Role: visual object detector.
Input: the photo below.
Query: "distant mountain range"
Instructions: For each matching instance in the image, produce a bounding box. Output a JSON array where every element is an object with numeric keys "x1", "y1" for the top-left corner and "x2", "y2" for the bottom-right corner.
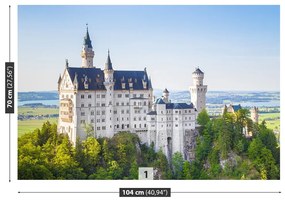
[{"x1": 18, "y1": 90, "x2": 280, "y2": 107}]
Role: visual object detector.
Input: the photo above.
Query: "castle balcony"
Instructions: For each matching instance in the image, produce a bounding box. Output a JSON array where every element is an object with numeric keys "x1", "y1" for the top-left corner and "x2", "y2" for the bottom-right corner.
[{"x1": 60, "y1": 99, "x2": 73, "y2": 122}]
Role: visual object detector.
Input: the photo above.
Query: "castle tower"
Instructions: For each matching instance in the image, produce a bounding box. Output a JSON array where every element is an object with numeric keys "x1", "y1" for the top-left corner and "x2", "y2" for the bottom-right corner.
[
  {"x1": 103, "y1": 50, "x2": 115, "y2": 137},
  {"x1": 81, "y1": 25, "x2": 94, "y2": 68},
  {"x1": 251, "y1": 107, "x2": 259, "y2": 123},
  {"x1": 189, "y1": 67, "x2": 207, "y2": 114},
  {"x1": 162, "y1": 88, "x2": 170, "y2": 103}
]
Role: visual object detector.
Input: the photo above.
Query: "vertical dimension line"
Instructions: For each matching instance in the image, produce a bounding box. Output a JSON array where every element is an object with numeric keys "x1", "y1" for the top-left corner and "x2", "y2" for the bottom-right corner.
[
  {"x1": 9, "y1": 5, "x2": 11, "y2": 62},
  {"x1": 8, "y1": 5, "x2": 11, "y2": 182},
  {"x1": 9, "y1": 114, "x2": 11, "y2": 182}
]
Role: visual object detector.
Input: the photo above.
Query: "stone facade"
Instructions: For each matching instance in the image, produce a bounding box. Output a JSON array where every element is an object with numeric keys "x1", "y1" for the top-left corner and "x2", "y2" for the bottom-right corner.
[{"x1": 58, "y1": 28, "x2": 207, "y2": 161}]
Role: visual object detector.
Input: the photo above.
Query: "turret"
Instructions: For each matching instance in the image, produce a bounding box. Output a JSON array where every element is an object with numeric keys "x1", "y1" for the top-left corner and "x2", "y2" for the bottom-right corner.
[
  {"x1": 189, "y1": 67, "x2": 207, "y2": 114},
  {"x1": 81, "y1": 25, "x2": 94, "y2": 68},
  {"x1": 162, "y1": 88, "x2": 170, "y2": 103},
  {"x1": 192, "y1": 67, "x2": 204, "y2": 86},
  {"x1": 251, "y1": 107, "x2": 259, "y2": 123},
  {"x1": 104, "y1": 50, "x2": 114, "y2": 82},
  {"x1": 103, "y1": 50, "x2": 115, "y2": 138}
]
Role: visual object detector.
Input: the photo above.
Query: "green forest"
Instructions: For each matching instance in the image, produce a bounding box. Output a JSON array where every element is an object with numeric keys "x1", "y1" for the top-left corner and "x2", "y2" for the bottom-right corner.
[{"x1": 18, "y1": 109, "x2": 279, "y2": 180}]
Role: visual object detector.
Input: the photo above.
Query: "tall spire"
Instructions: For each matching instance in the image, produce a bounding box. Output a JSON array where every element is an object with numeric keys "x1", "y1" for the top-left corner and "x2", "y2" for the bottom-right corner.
[
  {"x1": 105, "y1": 49, "x2": 113, "y2": 70},
  {"x1": 81, "y1": 24, "x2": 94, "y2": 68},
  {"x1": 83, "y1": 23, "x2": 93, "y2": 48}
]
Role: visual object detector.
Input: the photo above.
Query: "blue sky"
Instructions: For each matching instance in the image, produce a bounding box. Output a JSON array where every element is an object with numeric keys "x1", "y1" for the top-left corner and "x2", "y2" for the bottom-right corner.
[{"x1": 18, "y1": 5, "x2": 280, "y2": 92}]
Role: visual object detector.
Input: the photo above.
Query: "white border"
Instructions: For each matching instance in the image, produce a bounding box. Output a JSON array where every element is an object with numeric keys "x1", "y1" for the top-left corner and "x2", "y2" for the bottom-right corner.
[{"x1": 0, "y1": 0, "x2": 284, "y2": 201}]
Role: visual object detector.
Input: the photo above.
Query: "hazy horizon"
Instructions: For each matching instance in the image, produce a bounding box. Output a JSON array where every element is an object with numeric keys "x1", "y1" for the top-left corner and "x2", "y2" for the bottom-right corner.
[{"x1": 18, "y1": 89, "x2": 281, "y2": 93}]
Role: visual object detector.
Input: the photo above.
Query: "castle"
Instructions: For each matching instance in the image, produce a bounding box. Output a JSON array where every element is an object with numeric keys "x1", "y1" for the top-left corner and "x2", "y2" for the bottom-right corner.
[{"x1": 57, "y1": 27, "x2": 207, "y2": 160}]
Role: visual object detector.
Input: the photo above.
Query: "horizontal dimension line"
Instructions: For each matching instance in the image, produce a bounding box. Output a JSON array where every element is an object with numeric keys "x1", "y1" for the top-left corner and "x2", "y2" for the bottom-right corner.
[
  {"x1": 18, "y1": 191, "x2": 118, "y2": 194},
  {"x1": 19, "y1": 191, "x2": 281, "y2": 194},
  {"x1": 172, "y1": 191, "x2": 281, "y2": 194}
]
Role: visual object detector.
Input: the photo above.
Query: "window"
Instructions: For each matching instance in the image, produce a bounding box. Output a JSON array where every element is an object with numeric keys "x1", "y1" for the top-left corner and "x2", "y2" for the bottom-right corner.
[
  {"x1": 125, "y1": 94, "x2": 129, "y2": 98},
  {"x1": 102, "y1": 111, "x2": 105, "y2": 115},
  {"x1": 81, "y1": 103, "x2": 84, "y2": 107},
  {"x1": 81, "y1": 112, "x2": 85, "y2": 116},
  {"x1": 96, "y1": 103, "x2": 100, "y2": 107},
  {"x1": 102, "y1": 119, "x2": 105, "y2": 122},
  {"x1": 66, "y1": 95, "x2": 69, "y2": 98},
  {"x1": 91, "y1": 111, "x2": 94, "y2": 115},
  {"x1": 134, "y1": 124, "x2": 136, "y2": 128},
  {"x1": 134, "y1": 117, "x2": 137, "y2": 121},
  {"x1": 96, "y1": 111, "x2": 100, "y2": 115},
  {"x1": 122, "y1": 117, "x2": 124, "y2": 121},
  {"x1": 134, "y1": 102, "x2": 136, "y2": 106},
  {"x1": 144, "y1": 124, "x2": 146, "y2": 128},
  {"x1": 161, "y1": 118, "x2": 163, "y2": 121},
  {"x1": 144, "y1": 101, "x2": 146, "y2": 106},
  {"x1": 151, "y1": 118, "x2": 155, "y2": 121},
  {"x1": 101, "y1": 103, "x2": 105, "y2": 107},
  {"x1": 126, "y1": 110, "x2": 129, "y2": 114},
  {"x1": 97, "y1": 119, "x2": 100, "y2": 123},
  {"x1": 139, "y1": 117, "x2": 141, "y2": 121},
  {"x1": 118, "y1": 94, "x2": 122, "y2": 98},
  {"x1": 102, "y1": 126, "x2": 106, "y2": 130},
  {"x1": 175, "y1": 118, "x2": 178, "y2": 121},
  {"x1": 144, "y1": 117, "x2": 146, "y2": 120},
  {"x1": 88, "y1": 103, "x2": 91, "y2": 107},
  {"x1": 80, "y1": 120, "x2": 85, "y2": 124},
  {"x1": 133, "y1": 94, "x2": 137, "y2": 98},
  {"x1": 117, "y1": 124, "x2": 119, "y2": 129},
  {"x1": 185, "y1": 110, "x2": 187, "y2": 113},
  {"x1": 126, "y1": 102, "x2": 129, "y2": 106},
  {"x1": 116, "y1": 102, "x2": 119, "y2": 106},
  {"x1": 91, "y1": 119, "x2": 94, "y2": 123},
  {"x1": 121, "y1": 102, "x2": 124, "y2": 106},
  {"x1": 114, "y1": 110, "x2": 117, "y2": 114},
  {"x1": 88, "y1": 94, "x2": 92, "y2": 99},
  {"x1": 121, "y1": 110, "x2": 124, "y2": 114},
  {"x1": 127, "y1": 124, "x2": 129, "y2": 128},
  {"x1": 175, "y1": 124, "x2": 178, "y2": 127},
  {"x1": 81, "y1": 95, "x2": 84, "y2": 99},
  {"x1": 97, "y1": 127, "x2": 100, "y2": 130},
  {"x1": 102, "y1": 95, "x2": 106, "y2": 98},
  {"x1": 97, "y1": 94, "x2": 100, "y2": 98},
  {"x1": 175, "y1": 111, "x2": 178, "y2": 114}
]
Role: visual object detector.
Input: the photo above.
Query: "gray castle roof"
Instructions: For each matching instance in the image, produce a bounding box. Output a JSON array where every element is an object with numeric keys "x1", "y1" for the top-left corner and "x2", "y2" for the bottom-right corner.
[
  {"x1": 163, "y1": 88, "x2": 169, "y2": 93},
  {"x1": 105, "y1": 50, "x2": 113, "y2": 70},
  {"x1": 193, "y1": 67, "x2": 204, "y2": 74},
  {"x1": 166, "y1": 103, "x2": 194, "y2": 109},
  {"x1": 231, "y1": 104, "x2": 242, "y2": 112},
  {"x1": 83, "y1": 28, "x2": 93, "y2": 48},
  {"x1": 154, "y1": 98, "x2": 194, "y2": 109},
  {"x1": 66, "y1": 67, "x2": 152, "y2": 91}
]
